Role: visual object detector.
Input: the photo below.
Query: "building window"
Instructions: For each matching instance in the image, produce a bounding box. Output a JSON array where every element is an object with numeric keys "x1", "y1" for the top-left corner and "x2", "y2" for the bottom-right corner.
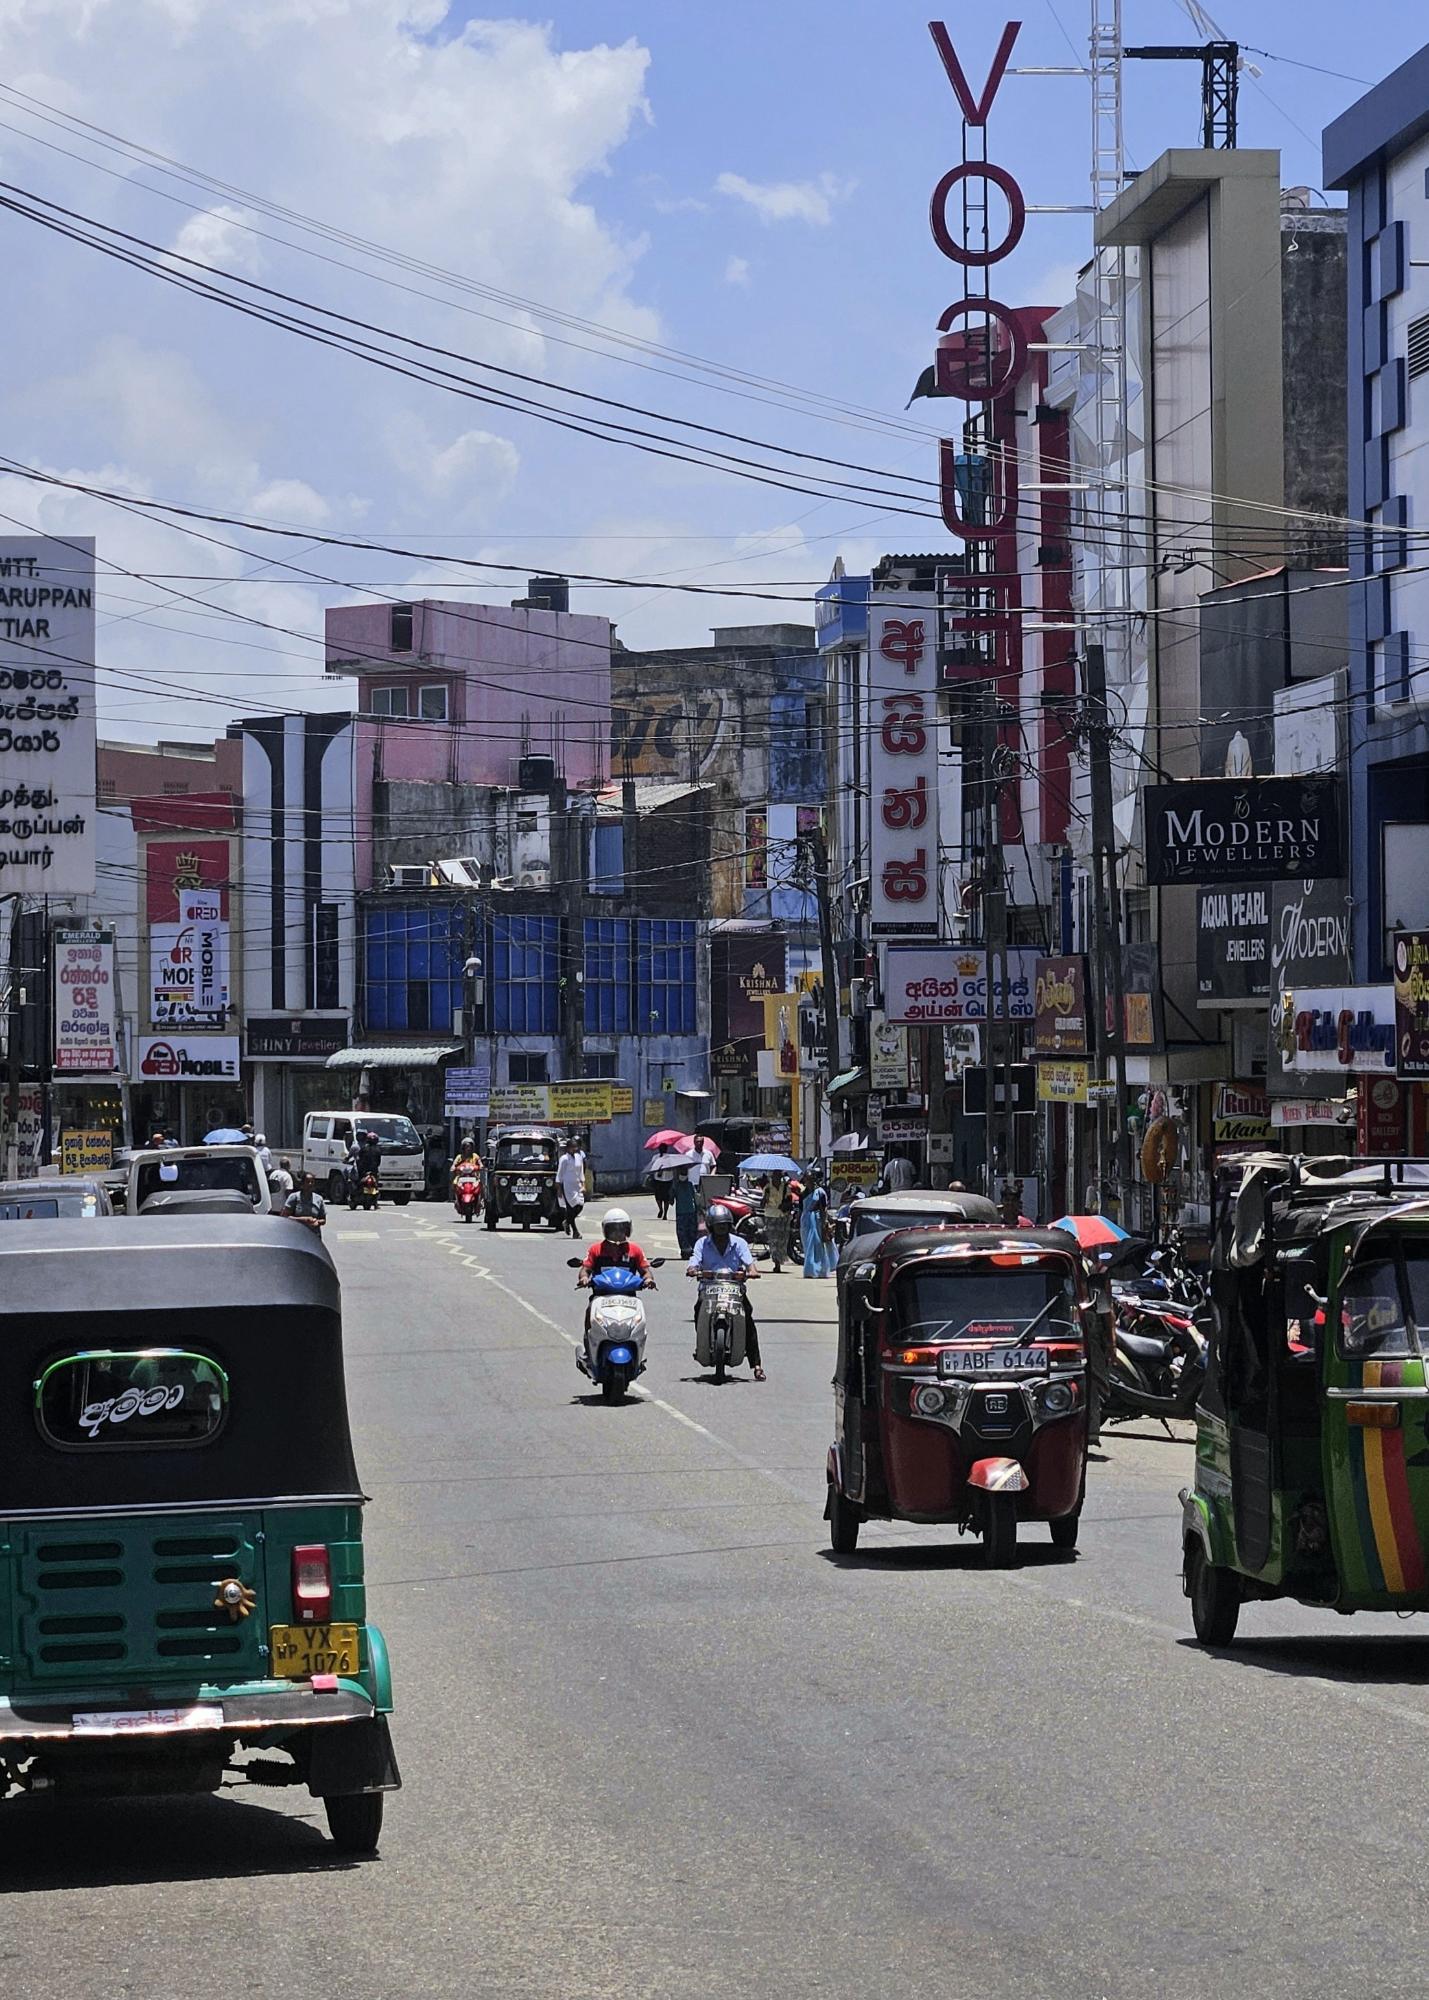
[
  {"x1": 418, "y1": 684, "x2": 448, "y2": 721},
  {"x1": 583, "y1": 1050, "x2": 621, "y2": 1079},
  {"x1": 370, "y1": 686, "x2": 409, "y2": 718},
  {"x1": 311, "y1": 901, "x2": 340, "y2": 1011},
  {"x1": 493, "y1": 914, "x2": 559, "y2": 1035},
  {"x1": 636, "y1": 920, "x2": 696, "y2": 1036},
  {"x1": 507, "y1": 1051, "x2": 549, "y2": 1084},
  {"x1": 584, "y1": 918, "x2": 631, "y2": 1033},
  {"x1": 589, "y1": 821, "x2": 624, "y2": 894},
  {"x1": 363, "y1": 903, "x2": 463, "y2": 1033},
  {"x1": 390, "y1": 604, "x2": 414, "y2": 652}
]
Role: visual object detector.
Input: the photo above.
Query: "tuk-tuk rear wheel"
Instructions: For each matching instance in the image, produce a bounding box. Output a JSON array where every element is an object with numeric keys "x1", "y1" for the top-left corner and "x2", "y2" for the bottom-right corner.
[
  {"x1": 324, "y1": 1791, "x2": 384, "y2": 1854},
  {"x1": 1187, "y1": 1540, "x2": 1240, "y2": 1647},
  {"x1": 828, "y1": 1481, "x2": 860, "y2": 1555},
  {"x1": 1050, "y1": 1510, "x2": 1080, "y2": 1550},
  {"x1": 982, "y1": 1494, "x2": 1017, "y2": 1569}
]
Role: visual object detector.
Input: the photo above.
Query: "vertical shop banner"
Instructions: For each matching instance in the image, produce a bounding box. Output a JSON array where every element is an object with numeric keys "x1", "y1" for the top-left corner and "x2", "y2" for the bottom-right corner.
[
  {"x1": 151, "y1": 890, "x2": 229, "y2": 1026},
  {"x1": 761, "y1": 995, "x2": 801, "y2": 1080},
  {"x1": 868, "y1": 603, "x2": 940, "y2": 937},
  {"x1": 53, "y1": 926, "x2": 117, "y2": 1072},
  {"x1": 0, "y1": 535, "x2": 97, "y2": 896},
  {"x1": 710, "y1": 932, "x2": 786, "y2": 1078},
  {"x1": 1032, "y1": 957, "x2": 1089, "y2": 1053},
  {"x1": 1392, "y1": 930, "x2": 1429, "y2": 1079},
  {"x1": 1196, "y1": 886, "x2": 1271, "y2": 1003},
  {"x1": 145, "y1": 838, "x2": 232, "y2": 922},
  {"x1": 1267, "y1": 877, "x2": 1351, "y2": 1096},
  {"x1": 869, "y1": 1011, "x2": 909, "y2": 1091}
]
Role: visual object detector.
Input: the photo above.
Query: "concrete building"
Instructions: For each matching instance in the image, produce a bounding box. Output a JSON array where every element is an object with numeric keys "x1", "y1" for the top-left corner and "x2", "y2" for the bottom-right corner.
[{"x1": 1323, "y1": 48, "x2": 1429, "y2": 987}]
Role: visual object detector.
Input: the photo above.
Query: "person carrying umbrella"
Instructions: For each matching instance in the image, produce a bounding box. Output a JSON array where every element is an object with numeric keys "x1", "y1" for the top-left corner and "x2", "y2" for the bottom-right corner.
[
  {"x1": 762, "y1": 1170, "x2": 793, "y2": 1273},
  {"x1": 671, "y1": 1165, "x2": 701, "y2": 1260}
]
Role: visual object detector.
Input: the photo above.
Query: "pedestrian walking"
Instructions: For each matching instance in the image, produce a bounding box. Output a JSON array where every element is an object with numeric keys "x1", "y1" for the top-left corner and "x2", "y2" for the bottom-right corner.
[
  {"x1": 763, "y1": 1170, "x2": 792, "y2": 1273},
  {"x1": 555, "y1": 1135, "x2": 586, "y2": 1238},
  {"x1": 800, "y1": 1167, "x2": 834, "y2": 1279},
  {"x1": 672, "y1": 1165, "x2": 700, "y2": 1259}
]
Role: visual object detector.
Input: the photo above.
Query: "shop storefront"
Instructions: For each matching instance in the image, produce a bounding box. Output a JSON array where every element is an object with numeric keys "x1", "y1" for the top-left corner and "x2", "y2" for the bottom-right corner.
[
  {"x1": 132, "y1": 1033, "x2": 244, "y2": 1144},
  {"x1": 245, "y1": 1015, "x2": 351, "y2": 1148}
]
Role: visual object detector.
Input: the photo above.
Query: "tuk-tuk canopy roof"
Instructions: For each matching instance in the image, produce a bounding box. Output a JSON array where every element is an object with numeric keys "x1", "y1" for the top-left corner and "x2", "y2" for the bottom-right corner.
[
  {"x1": 868, "y1": 1225, "x2": 1085, "y2": 1269},
  {"x1": 0, "y1": 1218, "x2": 359, "y2": 1517}
]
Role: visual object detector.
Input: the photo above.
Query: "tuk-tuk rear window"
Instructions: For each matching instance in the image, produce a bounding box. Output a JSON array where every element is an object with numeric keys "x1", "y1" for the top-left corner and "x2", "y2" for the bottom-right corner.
[
  {"x1": 35, "y1": 1350, "x2": 229, "y2": 1450},
  {"x1": 893, "y1": 1264, "x2": 1078, "y2": 1343},
  {"x1": 134, "y1": 1156, "x2": 261, "y2": 1206},
  {"x1": 1339, "y1": 1249, "x2": 1429, "y2": 1360},
  {"x1": 496, "y1": 1137, "x2": 553, "y2": 1168}
]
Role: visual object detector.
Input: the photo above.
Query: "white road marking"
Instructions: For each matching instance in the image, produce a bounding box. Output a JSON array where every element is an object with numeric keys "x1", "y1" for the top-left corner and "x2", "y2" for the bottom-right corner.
[{"x1": 335, "y1": 1229, "x2": 380, "y2": 1240}]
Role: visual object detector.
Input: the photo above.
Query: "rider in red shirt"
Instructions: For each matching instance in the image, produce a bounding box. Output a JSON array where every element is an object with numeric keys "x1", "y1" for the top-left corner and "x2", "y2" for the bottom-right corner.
[{"x1": 579, "y1": 1207, "x2": 652, "y2": 1283}]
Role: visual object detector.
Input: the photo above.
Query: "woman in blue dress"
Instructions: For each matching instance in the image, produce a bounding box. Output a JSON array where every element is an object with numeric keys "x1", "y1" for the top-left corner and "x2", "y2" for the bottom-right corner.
[{"x1": 800, "y1": 1166, "x2": 834, "y2": 1279}]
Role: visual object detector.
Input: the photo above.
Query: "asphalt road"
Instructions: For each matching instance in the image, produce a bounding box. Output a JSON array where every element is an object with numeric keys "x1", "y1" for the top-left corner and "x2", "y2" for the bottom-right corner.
[{"x1": 7, "y1": 1197, "x2": 1429, "y2": 1997}]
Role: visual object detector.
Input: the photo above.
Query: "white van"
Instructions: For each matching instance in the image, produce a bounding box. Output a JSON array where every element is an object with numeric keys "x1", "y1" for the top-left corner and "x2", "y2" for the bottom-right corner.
[{"x1": 302, "y1": 1112, "x2": 425, "y2": 1204}]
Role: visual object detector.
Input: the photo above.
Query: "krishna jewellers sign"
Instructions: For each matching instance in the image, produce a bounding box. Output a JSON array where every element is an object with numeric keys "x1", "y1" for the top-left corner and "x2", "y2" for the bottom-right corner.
[{"x1": 1145, "y1": 777, "x2": 1342, "y2": 886}]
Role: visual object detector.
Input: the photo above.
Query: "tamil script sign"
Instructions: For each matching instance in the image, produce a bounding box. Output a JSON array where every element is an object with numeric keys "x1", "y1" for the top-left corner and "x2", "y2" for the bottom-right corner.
[
  {"x1": 548, "y1": 1081, "x2": 614, "y2": 1125},
  {"x1": 884, "y1": 946, "x2": 1036, "y2": 1025},
  {"x1": 1393, "y1": 930, "x2": 1429, "y2": 1079},
  {"x1": 0, "y1": 535, "x2": 97, "y2": 895},
  {"x1": 868, "y1": 601, "x2": 940, "y2": 938},
  {"x1": 1144, "y1": 777, "x2": 1342, "y2": 885},
  {"x1": 488, "y1": 1085, "x2": 549, "y2": 1123},
  {"x1": 53, "y1": 926, "x2": 117, "y2": 1072}
]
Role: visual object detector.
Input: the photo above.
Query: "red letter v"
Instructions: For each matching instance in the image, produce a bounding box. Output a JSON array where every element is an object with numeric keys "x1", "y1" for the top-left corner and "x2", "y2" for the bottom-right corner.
[{"x1": 928, "y1": 20, "x2": 1021, "y2": 127}]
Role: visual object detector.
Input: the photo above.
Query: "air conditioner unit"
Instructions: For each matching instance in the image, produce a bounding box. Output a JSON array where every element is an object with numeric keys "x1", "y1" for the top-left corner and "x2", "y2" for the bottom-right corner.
[{"x1": 387, "y1": 864, "x2": 432, "y2": 889}]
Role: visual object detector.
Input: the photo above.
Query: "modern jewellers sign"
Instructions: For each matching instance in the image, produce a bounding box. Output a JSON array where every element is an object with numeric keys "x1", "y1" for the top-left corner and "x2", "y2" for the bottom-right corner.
[{"x1": 1145, "y1": 778, "x2": 1342, "y2": 885}]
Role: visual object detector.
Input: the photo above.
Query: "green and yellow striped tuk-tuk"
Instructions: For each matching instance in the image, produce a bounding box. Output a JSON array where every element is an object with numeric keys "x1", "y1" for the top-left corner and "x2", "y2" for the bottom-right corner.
[{"x1": 1183, "y1": 1155, "x2": 1429, "y2": 1644}]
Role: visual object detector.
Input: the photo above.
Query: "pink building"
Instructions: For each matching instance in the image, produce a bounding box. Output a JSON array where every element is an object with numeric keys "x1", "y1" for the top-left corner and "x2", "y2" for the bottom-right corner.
[{"x1": 325, "y1": 584, "x2": 612, "y2": 888}]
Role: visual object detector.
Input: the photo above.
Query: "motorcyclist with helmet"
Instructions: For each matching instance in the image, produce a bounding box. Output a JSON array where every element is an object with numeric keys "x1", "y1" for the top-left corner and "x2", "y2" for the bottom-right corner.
[
  {"x1": 686, "y1": 1202, "x2": 765, "y2": 1380},
  {"x1": 577, "y1": 1208, "x2": 655, "y2": 1329},
  {"x1": 450, "y1": 1133, "x2": 484, "y2": 1182},
  {"x1": 345, "y1": 1126, "x2": 383, "y2": 1202}
]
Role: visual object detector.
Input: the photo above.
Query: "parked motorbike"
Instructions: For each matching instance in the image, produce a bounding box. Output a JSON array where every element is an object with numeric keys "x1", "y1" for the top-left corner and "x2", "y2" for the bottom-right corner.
[
  {"x1": 569, "y1": 1257, "x2": 664, "y2": 1403},
  {"x1": 694, "y1": 1272, "x2": 751, "y2": 1384},
  {"x1": 453, "y1": 1167, "x2": 483, "y2": 1224}
]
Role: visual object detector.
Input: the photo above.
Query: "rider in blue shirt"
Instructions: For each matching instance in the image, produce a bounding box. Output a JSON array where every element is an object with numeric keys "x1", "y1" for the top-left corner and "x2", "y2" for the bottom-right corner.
[{"x1": 686, "y1": 1204, "x2": 765, "y2": 1379}]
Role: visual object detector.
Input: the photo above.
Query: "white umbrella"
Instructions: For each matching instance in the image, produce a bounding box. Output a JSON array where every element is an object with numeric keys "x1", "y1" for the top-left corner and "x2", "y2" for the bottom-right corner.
[{"x1": 830, "y1": 1132, "x2": 869, "y2": 1153}]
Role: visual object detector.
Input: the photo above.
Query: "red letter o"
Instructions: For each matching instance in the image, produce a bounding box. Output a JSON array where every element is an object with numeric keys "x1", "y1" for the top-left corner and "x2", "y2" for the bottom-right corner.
[{"x1": 929, "y1": 161, "x2": 1026, "y2": 268}]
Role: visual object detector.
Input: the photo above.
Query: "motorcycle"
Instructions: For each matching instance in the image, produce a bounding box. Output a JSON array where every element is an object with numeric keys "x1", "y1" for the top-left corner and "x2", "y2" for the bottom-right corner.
[
  {"x1": 694, "y1": 1272, "x2": 752, "y2": 1384},
  {"x1": 1104, "y1": 1289, "x2": 1208, "y2": 1424},
  {"x1": 350, "y1": 1169, "x2": 380, "y2": 1213},
  {"x1": 453, "y1": 1167, "x2": 483, "y2": 1224},
  {"x1": 569, "y1": 1257, "x2": 664, "y2": 1404}
]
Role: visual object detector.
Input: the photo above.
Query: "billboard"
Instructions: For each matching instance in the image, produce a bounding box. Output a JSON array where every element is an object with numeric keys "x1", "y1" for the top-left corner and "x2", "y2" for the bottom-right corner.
[
  {"x1": 710, "y1": 932, "x2": 786, "y2": 1079},
  {"x1": 134, "y1": 1034, "x2": 241, "y2": 1083},
  {"x1": 1196, "y1": 885, "x2": 1271, "y2": 1004},
  {"x1": 53, "y1": 926, "x2": 117, "y2": 1072},
  {"x1": 1393, "y1": 930, "x2": 1429, "y2": 1079},
  {"x1": 884, "y1": 946, "x2": 1036, "y2": 1025},
  {"x1": 0, "y1": 535, "x2": 96, "y2": 896},
  {"x1": 1144, "y1": 778, "x2": 1342, "y2": 885},
  {"x1": 1032, "y1": 956, "x2": 1089, "y2": 1054},
  {"x1": 145, "y1": 838, "x2": 232, "y2": 922},
  {"x1": 150, "y1": 891, "x2": 229, "y2": 1026},
  {"x1": 868, "y1": 603, "x2": 940, "y2": 938},
  {"x1": 1281, "y1": 986, "x2": 1395, "y2": 1075}
]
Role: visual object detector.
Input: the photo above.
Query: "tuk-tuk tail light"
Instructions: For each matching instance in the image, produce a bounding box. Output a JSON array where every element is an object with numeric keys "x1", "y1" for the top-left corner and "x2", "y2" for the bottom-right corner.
[
  {"x1": 899, "y1": 1347, "x2": 940, "y2": 1367},
  {"x1": 292, "y1": 1543, "x2": 332, "y2": 1623},
  {"x1": 1346, "y1": 1402, "x2": 1400, "y2": 1429}
]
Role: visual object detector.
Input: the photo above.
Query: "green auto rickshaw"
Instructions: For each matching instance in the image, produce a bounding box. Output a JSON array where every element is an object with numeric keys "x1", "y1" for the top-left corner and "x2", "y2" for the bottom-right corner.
[
  {"x1": 0, "y1": 1215, "x2": 399, "y2": 1850},
  {"x1": 1182, "y1": 1154, "x2": 1429, "y2": 1645}
]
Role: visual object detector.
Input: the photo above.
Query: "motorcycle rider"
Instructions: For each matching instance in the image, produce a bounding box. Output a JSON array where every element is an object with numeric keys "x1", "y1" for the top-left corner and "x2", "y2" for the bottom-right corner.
[
  {"x1": 686, "y1": 1202, "x2": 765, "y2": 1380},
  {"x1": 577, "y1": 1207, "x2": 654, "y2": 1331},
  {"x1": 346, "y1": 1126, "x2": 382, "y2": 1201},
  {"x1": 450, "y1": 1133, "x2": 484, "y2": 1182}
]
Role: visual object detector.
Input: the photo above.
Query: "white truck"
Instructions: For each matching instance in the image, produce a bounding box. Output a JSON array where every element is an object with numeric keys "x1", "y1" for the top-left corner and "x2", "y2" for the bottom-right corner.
[{"x1": 302, "y1": 1112, "x2": 425, "y2": 1205}]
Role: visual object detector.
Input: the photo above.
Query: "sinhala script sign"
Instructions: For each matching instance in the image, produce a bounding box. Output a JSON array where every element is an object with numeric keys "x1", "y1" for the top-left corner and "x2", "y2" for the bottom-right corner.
[{"x1": 0, "y1": 536, "x2": 96, "y2": 895}]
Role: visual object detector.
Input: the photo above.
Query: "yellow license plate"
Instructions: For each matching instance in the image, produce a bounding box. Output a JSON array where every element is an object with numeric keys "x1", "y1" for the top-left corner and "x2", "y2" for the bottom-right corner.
[{"x1": 269, "y1": 1623, "x2": 360, "y2": 1679}]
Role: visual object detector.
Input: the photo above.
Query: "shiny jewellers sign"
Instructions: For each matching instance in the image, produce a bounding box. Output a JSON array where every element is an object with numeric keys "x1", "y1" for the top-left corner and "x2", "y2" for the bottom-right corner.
[{"x1": 1145, "y1": 778, "x2": 1342, "y2": 885}]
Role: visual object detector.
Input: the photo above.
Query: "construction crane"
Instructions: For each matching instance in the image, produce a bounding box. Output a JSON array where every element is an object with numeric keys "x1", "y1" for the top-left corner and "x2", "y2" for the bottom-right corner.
[{"x1": 1122, "y1": 40, "x2": 1240, "y2": 148}]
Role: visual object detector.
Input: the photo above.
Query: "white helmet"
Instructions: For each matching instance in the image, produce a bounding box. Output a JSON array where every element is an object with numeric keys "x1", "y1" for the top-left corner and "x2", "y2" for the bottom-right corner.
[{"x1": 601, "y1": 1207, "x2": 632, "y2": 1242}]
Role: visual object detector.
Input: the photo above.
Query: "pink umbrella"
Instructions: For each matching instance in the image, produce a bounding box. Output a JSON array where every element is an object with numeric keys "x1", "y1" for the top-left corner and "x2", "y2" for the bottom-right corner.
[{"x1": 645, "y1": 1129, "x2": 693, "y2": 1151}]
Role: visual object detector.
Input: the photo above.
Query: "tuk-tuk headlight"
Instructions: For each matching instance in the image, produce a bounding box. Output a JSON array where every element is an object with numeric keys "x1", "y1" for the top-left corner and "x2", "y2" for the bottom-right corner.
[
  {"x1": 1035, "y1": 1379, "x2": 1078, "y2": 1420},
  {"x1": 914, "y1": 1384, "x2": 947, "y2": 1417}
]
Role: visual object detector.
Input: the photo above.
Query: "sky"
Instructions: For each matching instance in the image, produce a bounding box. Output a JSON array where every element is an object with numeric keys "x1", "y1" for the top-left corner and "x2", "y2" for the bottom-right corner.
[{"x1": 0, "y1": 0, "x2": 1422, "y2": 741}]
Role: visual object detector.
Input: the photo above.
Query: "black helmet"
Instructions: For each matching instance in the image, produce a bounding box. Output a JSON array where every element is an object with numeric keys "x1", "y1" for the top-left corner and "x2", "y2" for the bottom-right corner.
[{"x1": 706, "y1": 1203, "x2": 734, "y2": 1236}]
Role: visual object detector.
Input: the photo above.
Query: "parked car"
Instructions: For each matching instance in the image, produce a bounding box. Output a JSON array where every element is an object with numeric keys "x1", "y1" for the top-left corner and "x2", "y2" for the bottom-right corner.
[
  {"x1": 302, "y1": 1112, "x2": 423, "y2": 1205},
  {"x1": 126, "y1": 1145, "x2": 271, "y2": 1217},
  {"x1": 0, "y1": 1177, "x2": 113, "y2": 1221}
]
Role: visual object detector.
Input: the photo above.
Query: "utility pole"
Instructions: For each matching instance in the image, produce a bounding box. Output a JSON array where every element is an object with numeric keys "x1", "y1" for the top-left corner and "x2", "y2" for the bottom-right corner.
[
  {"x1": 976, "y1": 685, "x2": 1016, "y2": 1200},
  {"x1": 3, "y1": 893, "x2": 21, "y2": 1178},
  {"x1": 1083, "y1": 643, "x2": 1133, "y2": 1214},
  {"x1": 800, "y1": 824, "x2": 842, "y2": 1172}
]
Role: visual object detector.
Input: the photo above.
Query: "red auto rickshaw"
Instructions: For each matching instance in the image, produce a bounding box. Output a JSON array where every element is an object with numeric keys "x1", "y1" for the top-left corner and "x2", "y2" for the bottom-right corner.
[{"x1": 825, "y1": 1227, "x2": 1093, "y2": 1566}]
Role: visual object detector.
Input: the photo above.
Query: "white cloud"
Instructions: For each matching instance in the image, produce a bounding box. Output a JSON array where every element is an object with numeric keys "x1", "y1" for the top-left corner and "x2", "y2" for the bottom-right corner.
[
  {"x1": 714, "y1": 170, "x2": 852, "y2": 226},
  {"x1": 724, "y1": 255, "x2": 750, "y2": 287},
  {"x1": 170, "y1": 203, "x2": 262, "y2": 273},
  {"x1": 249, "y1": 477, "x2": 332, "y2": 525}
]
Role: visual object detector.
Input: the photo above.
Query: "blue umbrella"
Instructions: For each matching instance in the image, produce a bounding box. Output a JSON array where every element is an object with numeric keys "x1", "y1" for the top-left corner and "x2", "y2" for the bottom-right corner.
[
  {"x1": 740, "y1": 1152, "x2": 801, "y2": 1177},
  {"x1": 203, "y1": 1127, "x2": 248, "y2": 1146}
]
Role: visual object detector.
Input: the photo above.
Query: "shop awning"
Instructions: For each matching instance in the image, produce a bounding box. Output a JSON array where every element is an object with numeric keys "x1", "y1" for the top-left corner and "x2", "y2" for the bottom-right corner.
[
  {"x1": 324, "y1": 1045, "x2": 461, "y2": 1071},
  {"x1": 828, "y1": 1067, "x2": 869, "y2": 1098}
]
